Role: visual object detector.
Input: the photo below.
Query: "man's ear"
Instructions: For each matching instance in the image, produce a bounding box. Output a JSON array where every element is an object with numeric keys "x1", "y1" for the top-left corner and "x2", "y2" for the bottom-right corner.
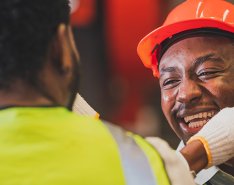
[{"x1": 49, "y1": 23, "x2": 73, "y2": 75}]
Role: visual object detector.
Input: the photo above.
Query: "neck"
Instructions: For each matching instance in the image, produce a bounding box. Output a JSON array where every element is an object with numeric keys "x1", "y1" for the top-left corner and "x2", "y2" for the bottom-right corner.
[{"x1": 0, "y1": 81, "x2": 54, "y2": 108}]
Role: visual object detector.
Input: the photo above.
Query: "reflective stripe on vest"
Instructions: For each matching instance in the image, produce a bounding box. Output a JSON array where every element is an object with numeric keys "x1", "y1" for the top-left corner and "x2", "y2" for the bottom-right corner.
[{"x1": 104, "y1": 122, "x2": 157, "y2": 185}]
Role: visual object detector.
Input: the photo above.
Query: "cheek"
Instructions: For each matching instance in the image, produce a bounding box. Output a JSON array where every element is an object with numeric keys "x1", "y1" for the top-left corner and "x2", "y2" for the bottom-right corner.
[
  {"x1": 161, "y1": 89, "x2": 178, "y2": 107},
  {"x1": 161, "y1": 92, "x2": 181, "y2": 137},
  {"x1": 204, "y1": 78, "x2": 234, "y2": 108},
  {"x1": 213, "y1": 87, "x2": 234, "y2": 107},
  {"x1": 161, "y1": 90, "x2": 177, "y2": 120}
]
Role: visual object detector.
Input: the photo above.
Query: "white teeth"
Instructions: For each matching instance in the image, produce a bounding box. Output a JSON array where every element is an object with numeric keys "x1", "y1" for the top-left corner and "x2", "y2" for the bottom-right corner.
[
  {"x1": 184, "y1": 111, "x2": 215, "y2": 123},
  {"x1": 203, "y1": 112, "x2": 207, "y2": 118},
  {"x1": 199, "y1": 113, "x2": 202, "y2": 118},
  {"x1": 188, "y1": 120, "x2": 207, "y2": 128}
]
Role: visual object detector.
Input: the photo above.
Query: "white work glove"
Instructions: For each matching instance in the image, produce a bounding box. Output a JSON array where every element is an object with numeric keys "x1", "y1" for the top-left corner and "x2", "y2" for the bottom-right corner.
[
  {"x1": 188, "y1": 107, "x2": 234, "y2": 167},
  {"x1": 146, "y1": 137, "x2": 195, "y2": 185}
]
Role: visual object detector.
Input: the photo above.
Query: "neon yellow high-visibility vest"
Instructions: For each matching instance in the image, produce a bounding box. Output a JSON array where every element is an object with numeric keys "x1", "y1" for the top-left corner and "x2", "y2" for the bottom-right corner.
[{"x1": 0, "y1": 107, "x2": 170, "y2": 185}]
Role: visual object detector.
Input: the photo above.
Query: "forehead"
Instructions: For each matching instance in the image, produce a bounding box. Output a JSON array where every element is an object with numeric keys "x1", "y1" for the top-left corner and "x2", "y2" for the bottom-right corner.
[{"x1": 159, "y1": 36, "x2": 234, "y2": 70}]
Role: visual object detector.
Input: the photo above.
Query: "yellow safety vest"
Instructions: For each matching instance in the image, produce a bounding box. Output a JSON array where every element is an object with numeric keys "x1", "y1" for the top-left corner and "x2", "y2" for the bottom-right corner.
[{"x1": 0, "y1": 107, "x2": 170, "y2": 185}]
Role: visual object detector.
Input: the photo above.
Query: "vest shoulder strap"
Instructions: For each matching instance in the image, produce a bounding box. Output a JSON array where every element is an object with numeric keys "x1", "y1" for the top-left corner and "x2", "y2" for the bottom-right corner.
[{"x1": 104, "y1": 121, "x2": 157, "y2": 185}]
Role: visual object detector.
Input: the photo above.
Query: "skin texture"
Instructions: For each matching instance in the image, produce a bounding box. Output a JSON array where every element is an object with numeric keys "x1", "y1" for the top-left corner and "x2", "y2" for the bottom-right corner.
[
  {"x1": 0, "y1": 24, "x2": 80, "y2": 109},
  {"x1": 159, "y1": 36, "x2": 234, "y2": 142},
  {"x1": 159, "y1": 36, "x2": 234, "y2": 174},
  {"x1": 180, "y1": 140, "x2": 207, "y2": 173}
]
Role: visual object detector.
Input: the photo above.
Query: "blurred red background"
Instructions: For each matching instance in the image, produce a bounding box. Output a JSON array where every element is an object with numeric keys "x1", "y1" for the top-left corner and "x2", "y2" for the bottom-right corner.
[{"x1": 70, "y1": 0, "x2": 182, "y2": 148}]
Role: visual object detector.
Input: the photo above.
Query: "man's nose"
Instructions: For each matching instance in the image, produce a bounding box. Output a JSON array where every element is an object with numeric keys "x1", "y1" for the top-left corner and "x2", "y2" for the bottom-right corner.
[{"x1": 176, "y1": 79, "x2": 202, "y2": 104}]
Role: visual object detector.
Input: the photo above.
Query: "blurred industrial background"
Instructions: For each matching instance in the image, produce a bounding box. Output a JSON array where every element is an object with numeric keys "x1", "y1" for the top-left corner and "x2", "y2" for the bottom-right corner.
[{"x1": 70, "y1": 0, "x2": 187, "y2": 148}]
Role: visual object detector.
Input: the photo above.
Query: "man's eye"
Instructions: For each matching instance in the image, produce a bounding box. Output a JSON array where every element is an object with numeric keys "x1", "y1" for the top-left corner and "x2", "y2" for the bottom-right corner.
[
  {"x1": 163, "y1": 79, "x2": 179, "y2": 87},
  {"x1": 197, "y1": 70, "x2": 218, "y2": 77}
]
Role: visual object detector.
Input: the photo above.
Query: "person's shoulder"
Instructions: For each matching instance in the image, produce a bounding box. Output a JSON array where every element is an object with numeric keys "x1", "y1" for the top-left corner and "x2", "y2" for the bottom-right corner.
[{"x1": 68, "y1": 111, "x2": 102, "y2": 125}]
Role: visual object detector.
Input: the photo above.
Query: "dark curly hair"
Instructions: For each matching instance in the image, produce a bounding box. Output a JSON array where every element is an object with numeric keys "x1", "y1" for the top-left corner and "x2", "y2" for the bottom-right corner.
[{"x1": 0, "y1": 0, "x2": 70, "y2": 88}]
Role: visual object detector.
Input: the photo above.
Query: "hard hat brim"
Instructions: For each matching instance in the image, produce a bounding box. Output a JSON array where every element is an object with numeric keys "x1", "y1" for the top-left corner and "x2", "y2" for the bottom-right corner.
[{"x1": 137, "y1": 19, "x2": 234, "y2": 77}]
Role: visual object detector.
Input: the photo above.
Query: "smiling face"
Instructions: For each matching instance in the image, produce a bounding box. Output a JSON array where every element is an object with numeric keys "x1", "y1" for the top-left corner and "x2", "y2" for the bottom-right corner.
[{"x1": 159, "y1": 36, "x2": 234, "y2": 142}]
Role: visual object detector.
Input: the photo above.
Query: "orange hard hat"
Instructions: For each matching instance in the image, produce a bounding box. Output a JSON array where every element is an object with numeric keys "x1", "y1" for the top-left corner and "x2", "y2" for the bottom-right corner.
[{"x1": 137, "y1": 0, "x2": 234, "y2": 77}]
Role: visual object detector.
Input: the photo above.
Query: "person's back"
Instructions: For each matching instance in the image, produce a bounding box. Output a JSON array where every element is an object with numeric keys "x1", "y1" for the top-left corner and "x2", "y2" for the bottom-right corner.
[
  {"x1": 0, "y1": 107, "x2": 173, "y2": 185},
  {"x1": 0, "y1": 107, "x2": 126, "y2": 184}
]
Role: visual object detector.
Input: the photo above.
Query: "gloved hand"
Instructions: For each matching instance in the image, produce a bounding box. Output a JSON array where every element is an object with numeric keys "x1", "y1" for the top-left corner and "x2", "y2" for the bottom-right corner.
[
  {"x1": 188, "y1": 107, "x2": 234, "y2": 167},
  {"x1": 146, "y1": 137, "x2": 195, "y2": 185}
]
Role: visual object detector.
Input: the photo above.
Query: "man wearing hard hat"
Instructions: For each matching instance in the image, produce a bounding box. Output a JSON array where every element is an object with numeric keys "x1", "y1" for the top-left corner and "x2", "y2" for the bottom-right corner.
[
  {"x1": 138, "y1": 0, "x2": 234, "y2": 184},
  {"x1": 0, "y1": 0, "x2": 197, "y2": 185},
  {"x1": 0, "y1": 0, "x2": 232, "y2": 184}
]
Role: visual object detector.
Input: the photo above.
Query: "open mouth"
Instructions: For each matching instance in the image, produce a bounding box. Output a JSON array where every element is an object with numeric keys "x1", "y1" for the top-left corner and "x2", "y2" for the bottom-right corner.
[{"x1": 183, "y1": 111, "x2": 215, "y2": 128}]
